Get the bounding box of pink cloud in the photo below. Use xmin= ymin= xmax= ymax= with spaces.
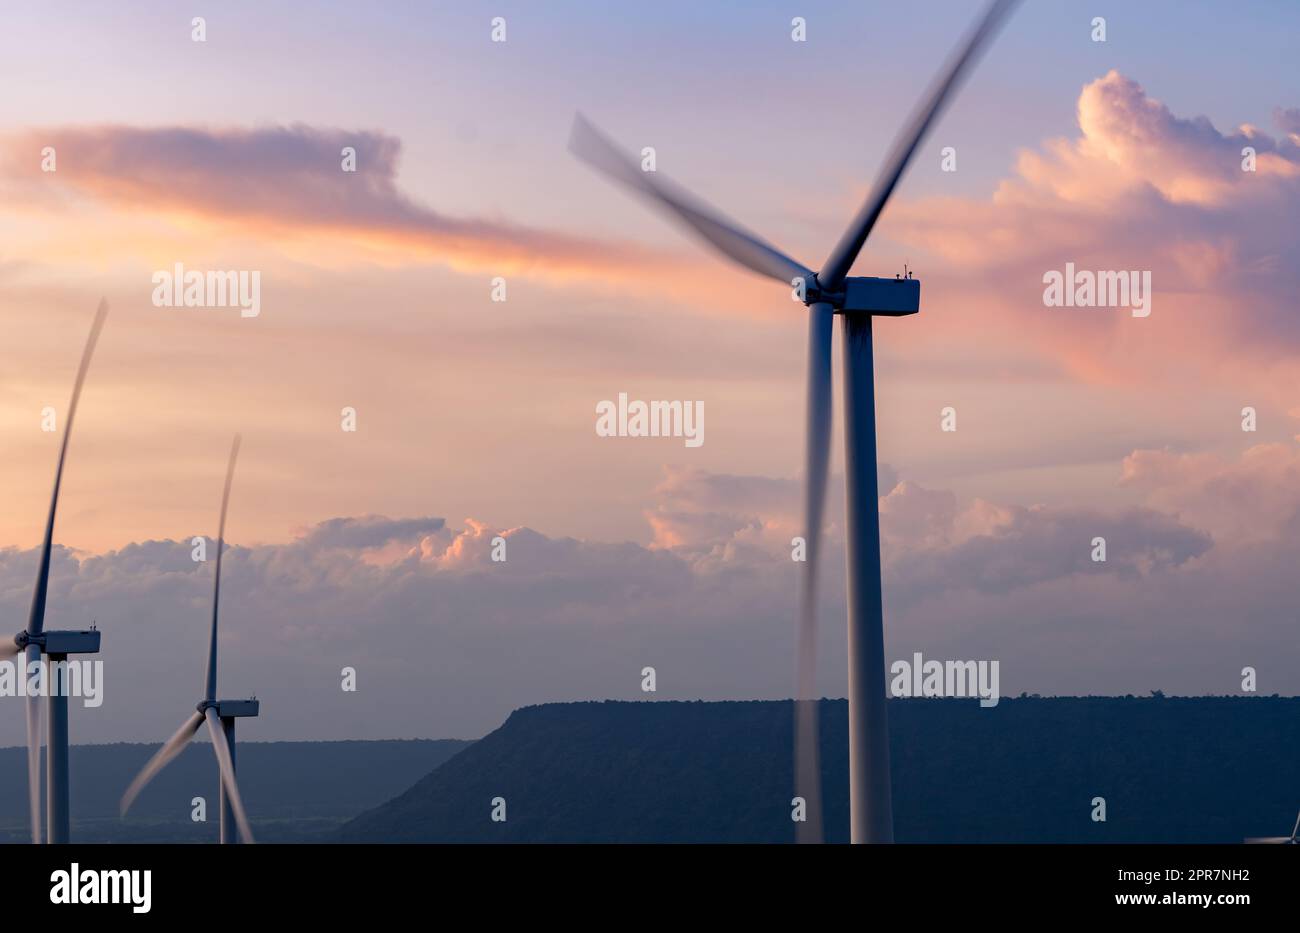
xmin=1120 ymin=442 xmax=1300 ymax=543
xmin=886 ymin=71 xmax=1300 ymax=396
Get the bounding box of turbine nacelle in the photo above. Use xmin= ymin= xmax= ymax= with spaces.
xmin=197 ymin=698 xmax=260 ymax=719
xmin=5 ymin=628 xmax=101 ymax=654
xmin=801 ymin=275 xmax=921 ymax=316
xmin=40 ymin=630 xmax=101 ymax=655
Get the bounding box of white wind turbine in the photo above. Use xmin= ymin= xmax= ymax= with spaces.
xmin=570 ymin=0 xmax=1019 ymax=842
xmin=120 ymin=435 xmax=258 ymax=843
xmin=2 ymin=300 xmax=108 ymax=844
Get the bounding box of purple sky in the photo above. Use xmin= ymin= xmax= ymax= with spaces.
xmin=1 ymin=2 xmax=1298 ymax=741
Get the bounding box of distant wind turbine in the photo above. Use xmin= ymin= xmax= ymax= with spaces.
xmin=2 ymin=299 xmax=108 ymax=845
xmin=1245 ymin=810 xmax=1299 ymax=844
xmin=570 ymin=0 xmax=1019 ymax=843
xmin=120 ymin=435 xmax=258 ymax=844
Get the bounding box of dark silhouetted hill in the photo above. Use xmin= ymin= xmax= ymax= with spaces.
xmin=0 ymin=738 xmax=470 ymax=843
xmin=339 ymin=697 xmax=1299 ymax=843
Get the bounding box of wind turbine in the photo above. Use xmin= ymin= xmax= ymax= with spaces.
xmin=120 ymin=435 xmax=258 ymax=844
xmin=2 ymin=300 xmax=108 ymax=845
xmin=570 ymin=0 xmax=1019 ymax=843
xmin=1245 ymin=810 xmax=1300 ymax=844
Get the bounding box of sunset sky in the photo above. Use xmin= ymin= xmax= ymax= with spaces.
xmin=1 ymin=1 xmax=1298 ymax=743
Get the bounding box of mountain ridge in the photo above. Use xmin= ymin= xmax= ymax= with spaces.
xmin=341 ymin=697 xmax=1300 ymax=843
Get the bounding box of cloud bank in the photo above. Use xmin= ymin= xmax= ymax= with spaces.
xmin=3 ymin=442 xmax=1296 ymax=744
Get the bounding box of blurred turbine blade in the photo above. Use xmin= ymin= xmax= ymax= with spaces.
xmin=120 ymin=710 xmax=204 ymax=816
xmin=794 ymin=302 xmax=834 ymax=844
xmin=819 ymin=0 xmax=1019 ymax=289
xmin=204 ymin=708 xmax=255 ymax=843
xmin=205 ymin=435 xmax=241 ymax=701
xmin=570 ymin=113 xmax=812 ymax=284
xmin=28 ymin=299 xmax=108 ymax=637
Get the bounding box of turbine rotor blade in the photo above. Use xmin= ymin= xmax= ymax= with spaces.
xmin=0 ymin=636 xmax=21 ymax=660
xmin=794 ymin=302 xmax=834 ymax=844
xmin=25 ymin=644 xmax=43 ymax=845
xmin=119 ymin=710 xmax=204 ymax=817
xmin=1243 ymin=837 xmax=1292 ymax=844
xmin=818 ymin=0 xmax=1020 ymax=289
xmin=205 ymin=435 xmax=241 ymax=702
xmin=28 ymin=299 xmax=108 ymax=637
xmin=570 ymin=113 xmax=812 ymax=284
xmin=204 ymin=708 xmax=255 ymax=843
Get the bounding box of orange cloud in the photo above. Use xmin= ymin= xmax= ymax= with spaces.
xmin=0 ymin=124 xmax=680 ymax=285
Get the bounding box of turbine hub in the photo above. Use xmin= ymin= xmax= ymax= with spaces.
xmin=800 ymin=275 xmax=843 ymax=308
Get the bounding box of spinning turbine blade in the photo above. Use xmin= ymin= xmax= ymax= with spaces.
xmin=819 ymin=0 xmax=1019 ymax=289
xmin=120 ymin=711 xmax=205 ymax=816
xmin=204 ymin=708 xmax=255 ymax=843
xmin=25 ymin=645 xmax=43 ymax=845
xmin=0 ymin=637 xmax=20 ymax=660
xmin=205 ymin=435 xmax=241 ymax=702
xmin=794 ymin=303 xmax=834 ymax=844
xmin=570 ymin=113 xmax=812 ymax=284
xmin=1244 ymin=837 xmax=1292 ymax=844
xmin=28 ymin=299 xmax=108 ymax=637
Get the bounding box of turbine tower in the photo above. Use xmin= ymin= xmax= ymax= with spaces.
xmin=120 ymin=435 xmax=258 ymax=844
xmin=2 ymin=300 xmax=108 ymax=845
xmin=570 ymin=0 xmax=1019 ymax=843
